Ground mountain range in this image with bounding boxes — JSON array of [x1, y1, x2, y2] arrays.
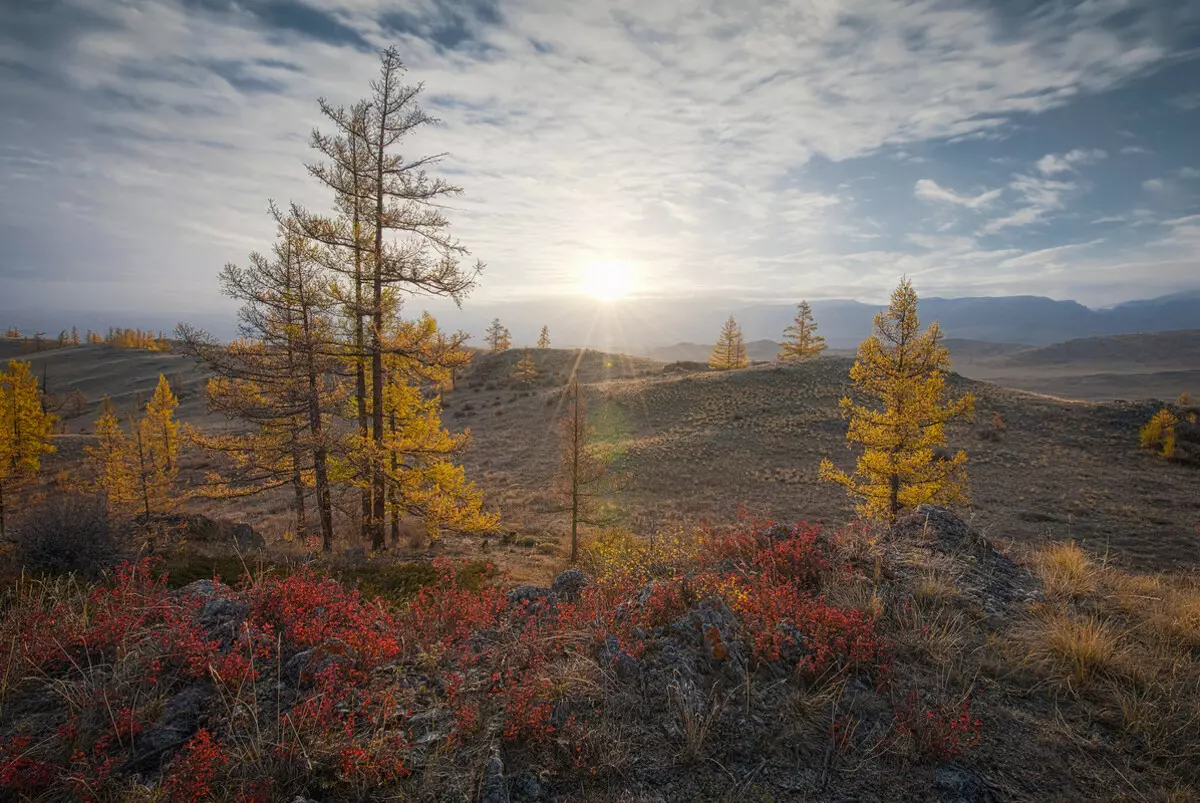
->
[[2, 290, 1198, 353]]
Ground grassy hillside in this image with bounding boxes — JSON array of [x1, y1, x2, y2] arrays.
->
[[451, 354, 1198, 571]]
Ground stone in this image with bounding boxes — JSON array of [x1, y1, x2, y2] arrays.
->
[[512, 771, 542, 801], [479, 745, 509, 803], [550, 568, 587, 601], [128, 686, 211, 770], [197, 597, 250, 651], [934, 764, 1001, 803], [507, 585, 550, 607]]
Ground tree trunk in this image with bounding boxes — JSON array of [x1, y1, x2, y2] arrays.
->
[[0, 481, 6, 540], [290, 432, 307, 538], [352, 122, 371, 545], [389, 409, 399, 545], [369, 74, 390, 552], [135, 423, 151, 520]]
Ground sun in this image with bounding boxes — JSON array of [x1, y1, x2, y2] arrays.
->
[[580, 260, 636, 301]]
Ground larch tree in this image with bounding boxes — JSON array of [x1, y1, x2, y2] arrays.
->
[[709, 315, 748, 370], [556, 374, 618, 562], [537, 326, 550, 349], [357, 313, 494, 545], [295, 99, 375, 542], [485, 318, 511, 353], [0, 360, 56, 538], [179, 215, 340, 550], [138, 375, 180, 511], [83, 397, 138, 519], [778, 300, 826, 361], [819, 278, 974, 522], [324, 47, 482, 550], [1140, 409, 1178, 459], [512, 349, 538, 385]]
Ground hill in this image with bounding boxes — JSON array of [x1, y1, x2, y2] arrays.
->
[[949, 331, 1200, 401], [644, 338, 784, 363], [449, 354, 1199, 571]]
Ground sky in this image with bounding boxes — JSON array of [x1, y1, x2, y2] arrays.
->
[[1, 0, 1199, 333]]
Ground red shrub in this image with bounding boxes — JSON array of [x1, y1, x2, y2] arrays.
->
[[164, 729, 227, 803], [894, 689, 983, 759]]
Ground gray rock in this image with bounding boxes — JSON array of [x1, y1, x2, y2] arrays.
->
[[128, 686, 211, 770], [344, 546, 368, 565], [599, 634, 640, 680], [197, 597, 249, 651], [550, 568, 587, 601], [283, 641, 360, 689], [934, 764, 1000, 803], [512, 770, 542, 801], [176, 579, 227, 599], [479, 745, 509, 803], [758, 523, 794, 541], [182, 514, 265, 549], [507, 585, 550, 607]]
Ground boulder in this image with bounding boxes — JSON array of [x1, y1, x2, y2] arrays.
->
[[550, 568, 587, 601], [197, 597, 250, 651], [479, 744, 509, 803], [128, 686, 211, 770], [171, 514, 265, 550]]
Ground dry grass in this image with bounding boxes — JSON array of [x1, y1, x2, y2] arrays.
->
[[1033, 541, 1096, 600], [1018, 610, 1129, 690]]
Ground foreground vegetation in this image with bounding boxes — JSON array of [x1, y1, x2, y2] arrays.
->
[[2, 509, 1198, 800]]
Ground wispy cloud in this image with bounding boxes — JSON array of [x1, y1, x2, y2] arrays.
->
[[1036, 148, 1107, 176], [914, 179, 1001, 210]]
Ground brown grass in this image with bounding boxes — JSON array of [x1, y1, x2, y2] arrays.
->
[[1034, 541, 1096, 600], [1019, 610, 1128, 689]]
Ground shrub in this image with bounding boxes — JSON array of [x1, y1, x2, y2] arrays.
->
[[14, 494, 120, 577], [1140, 408, 1178, 458], [894, 689, 982, 760], [1022, 611, 1125, 688]]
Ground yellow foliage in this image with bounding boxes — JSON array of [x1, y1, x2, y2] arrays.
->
[[819, 278, 974, 521], [709, 315, 748, 370], [1139, 408, 1177, 458], [84, 398, 139, 518], [512, 349, 538, 384], [579, 526, 704, 586], [0, 360, 57, 536], [778, 300, 826, 362]]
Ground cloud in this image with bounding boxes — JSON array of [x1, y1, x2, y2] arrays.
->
[[0, 0, 1198, 320], [980, 174, 1075, 234], [1035, 148, 1107, 175], [913, 179, 1001, 209], [1143, 178, 1165, 192], [1120, 145, 1151, 155], [1180, 167, 1200, 179]]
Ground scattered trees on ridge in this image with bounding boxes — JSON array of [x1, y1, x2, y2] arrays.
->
[[709, 315, 748, 370], [819, 278, 974, 522], [778, 300, 826, 361]]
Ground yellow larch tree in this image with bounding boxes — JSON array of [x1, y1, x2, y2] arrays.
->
[[537, 326, 550, 349], [1139, 408, 1178, 459], [84, 397, 138, 519], [0, 360, 57, 538], [139, 375, 180, 509], [709, 315, 748, 370], [337, 312, 496, 547], [512, 349, 538, 385], [778, 300, 826, 361], [555, 374, 620, 563], [485, 318, 512, 353], [819, 278, 975, 522]]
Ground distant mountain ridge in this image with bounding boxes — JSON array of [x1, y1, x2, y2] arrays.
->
[[3, 290, 1198, 352]]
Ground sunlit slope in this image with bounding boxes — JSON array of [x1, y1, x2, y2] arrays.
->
[[454, 356, 1199, 570]]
